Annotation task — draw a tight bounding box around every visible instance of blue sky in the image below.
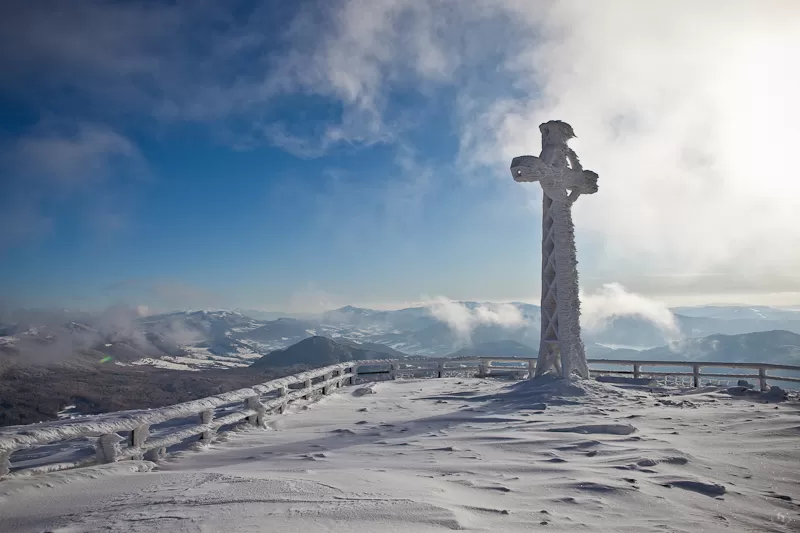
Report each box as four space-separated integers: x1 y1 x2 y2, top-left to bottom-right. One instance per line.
2 0 800 312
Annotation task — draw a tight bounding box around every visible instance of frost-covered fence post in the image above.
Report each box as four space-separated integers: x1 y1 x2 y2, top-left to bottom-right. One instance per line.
759 368 768 391
351 365 359 385
478 359 488 378
129 424 150 448
0 450 10 477
633 364 641 379
692 365 700 387
303 378 313 400
245 396 265 427
437 361 445 378
96 433 122 464
527 359 535 379
511 121 598 379
277 386 288 414
323 372 333 395
199 409 215 442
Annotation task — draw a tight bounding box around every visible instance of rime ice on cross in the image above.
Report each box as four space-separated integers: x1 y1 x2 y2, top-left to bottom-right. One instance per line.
510 121 599 379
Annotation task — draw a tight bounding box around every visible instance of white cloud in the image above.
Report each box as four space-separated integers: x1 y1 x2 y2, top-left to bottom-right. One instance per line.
460 0 800 293
259 0 800 296
427 297 525 340
580 283 680 341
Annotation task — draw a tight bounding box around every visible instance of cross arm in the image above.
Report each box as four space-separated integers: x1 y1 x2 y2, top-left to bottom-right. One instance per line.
511 155 598 195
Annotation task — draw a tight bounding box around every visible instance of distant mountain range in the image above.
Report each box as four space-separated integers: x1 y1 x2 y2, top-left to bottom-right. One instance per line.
242 329 800 376
0 309 268 371
670 305 800 321
2 304 800 371
597 330 800 367
443 331 800 368
2 306 799 428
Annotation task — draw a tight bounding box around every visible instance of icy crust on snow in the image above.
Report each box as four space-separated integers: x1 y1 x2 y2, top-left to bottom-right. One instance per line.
0 360 390 455
2 377 798 533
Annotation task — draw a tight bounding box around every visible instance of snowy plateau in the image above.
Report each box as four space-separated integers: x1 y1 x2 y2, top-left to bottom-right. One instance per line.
1 376 798 532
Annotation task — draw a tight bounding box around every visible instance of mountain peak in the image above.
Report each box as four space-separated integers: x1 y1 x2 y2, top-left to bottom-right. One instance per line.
333 306 375 315
250 336 351 368
249 335 399 368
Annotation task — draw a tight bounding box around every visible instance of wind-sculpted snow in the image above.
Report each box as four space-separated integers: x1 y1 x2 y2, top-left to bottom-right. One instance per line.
1 377 797 532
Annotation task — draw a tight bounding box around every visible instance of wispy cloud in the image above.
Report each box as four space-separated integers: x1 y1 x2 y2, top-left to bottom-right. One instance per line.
458 0 800 294
2 304 206 364
427 297 525 341
3 1 799 301
580 283 681 341
12 124 140 187
0 0 476 153
1 123 144 246
283 0 800 296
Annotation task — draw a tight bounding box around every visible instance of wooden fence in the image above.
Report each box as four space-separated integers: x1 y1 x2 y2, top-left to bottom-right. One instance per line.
0 360 387 478
2 357 798 479
586 358 800 390
385 357 800 391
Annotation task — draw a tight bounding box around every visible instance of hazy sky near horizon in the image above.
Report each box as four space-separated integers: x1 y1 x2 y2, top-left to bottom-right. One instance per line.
1 0 799 313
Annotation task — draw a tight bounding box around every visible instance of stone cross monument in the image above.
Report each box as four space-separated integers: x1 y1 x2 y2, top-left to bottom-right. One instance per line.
510 120 599 379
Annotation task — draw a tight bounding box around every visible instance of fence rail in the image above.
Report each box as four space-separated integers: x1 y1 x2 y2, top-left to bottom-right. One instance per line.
2 356 798 479
383 357 800 390
0 360 389 478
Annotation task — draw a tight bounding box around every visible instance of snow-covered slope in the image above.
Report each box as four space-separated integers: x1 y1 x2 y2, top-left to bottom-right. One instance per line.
1 378 798 532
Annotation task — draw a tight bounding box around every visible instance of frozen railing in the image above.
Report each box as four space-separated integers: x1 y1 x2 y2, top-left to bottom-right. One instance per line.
0 360 389 478
367 358 800 391
587 359 800 390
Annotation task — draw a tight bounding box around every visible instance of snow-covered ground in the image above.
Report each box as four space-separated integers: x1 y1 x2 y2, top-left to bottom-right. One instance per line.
1 377 798 532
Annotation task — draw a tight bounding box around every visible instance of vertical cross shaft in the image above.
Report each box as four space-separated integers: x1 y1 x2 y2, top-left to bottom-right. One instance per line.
538 193 562 375
510 120 598 379
539 195 588 379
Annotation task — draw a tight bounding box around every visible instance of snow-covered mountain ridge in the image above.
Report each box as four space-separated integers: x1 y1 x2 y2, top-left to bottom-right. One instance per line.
3 304 800 371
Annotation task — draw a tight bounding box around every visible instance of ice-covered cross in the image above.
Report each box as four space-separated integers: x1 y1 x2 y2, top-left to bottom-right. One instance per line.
510 120 599 379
